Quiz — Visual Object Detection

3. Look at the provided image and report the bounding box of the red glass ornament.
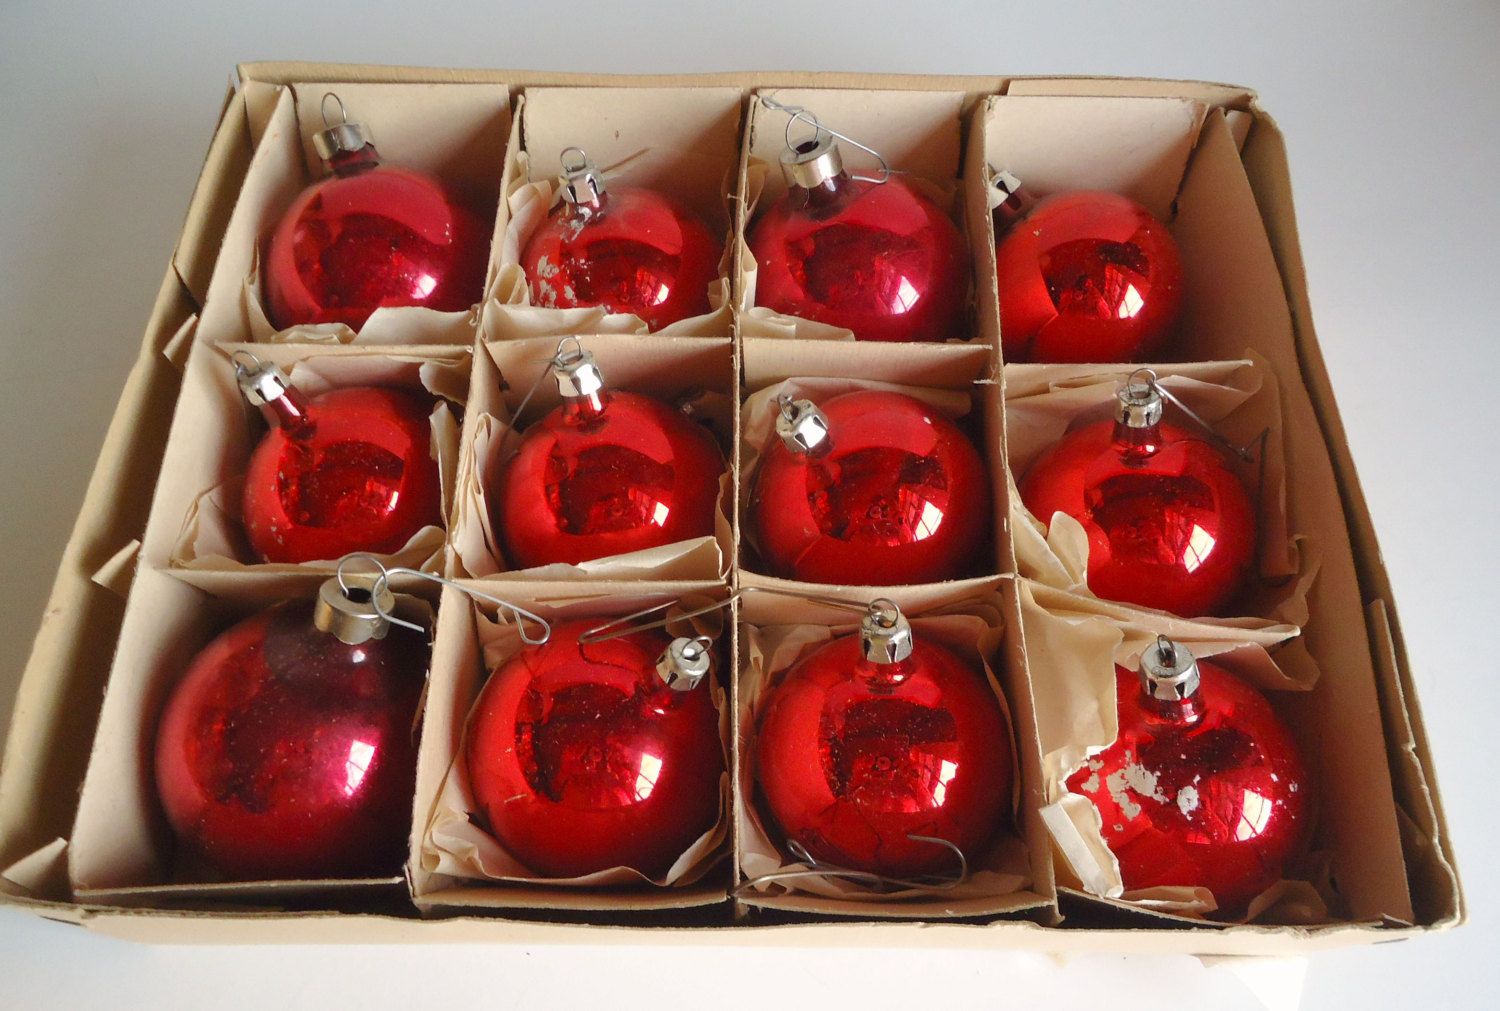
[748,136,967,343]
[1019,390,1256,617]
[154,599,426,880]
[1065,643,1310,915]
[756,608,1012,877]
[522,153,721,330]
[491,348,723,569]
[750,390,990,585]
[264,124,489,331]
[995,190,1183,363]
[465,619,723,877]
[242,382,442,564]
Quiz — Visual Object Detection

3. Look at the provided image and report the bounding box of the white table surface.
[1,2,1495,1007]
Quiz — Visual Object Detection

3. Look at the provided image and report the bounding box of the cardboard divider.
[411,579,733,913]
[733,576,1053,920]
[480,86,743,340]
[737,337,1005,582]
[449,334,736,581]
[140,341,471,593]
[1017,578,1356,927]
[195,82,511,346]
[736,88,987,344]
[68,565,438,907]
[0,67,1460,949]
[1002,358,1317,636]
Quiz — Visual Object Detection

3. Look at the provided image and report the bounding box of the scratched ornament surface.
[1066,663,1311,915]
[521,186,721,331]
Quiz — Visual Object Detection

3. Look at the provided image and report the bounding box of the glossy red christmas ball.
[1019,405,1256,617]
[154,600,426,880]
[1066,645,1310,916]
[749,390,990,585]
[264,143,489,331]
[996,191,1183,363]
[756,617,1012,877]
[522,180,721,331]
[465,620,724,877]
[492,388,723,570]
[243,386,442,564]
[748,137,967,343]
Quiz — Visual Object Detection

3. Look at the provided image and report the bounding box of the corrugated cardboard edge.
[1239,105,1463,929]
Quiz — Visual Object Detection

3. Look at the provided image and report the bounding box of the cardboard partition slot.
[737,338,1005,584]
[139,341,471,591]
[480,86,743,340]
[194,82,511,346]
[1002,359,1316,640]
[737,88,983,344]
[449,334,736,581]
[1016,578,1410,930]
[411,580,733,913]
[734,577,1052,921]
[981,94,1293,366]
[68,566,439,908]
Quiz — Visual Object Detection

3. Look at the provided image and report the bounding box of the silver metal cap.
[313,93,374,161]
[774,396,830,455]
[657,636,712,692]
[314,574,394,646]
[1138,635,1201,702]
[558,147,607,207]
[234,354,293,407]
[989,168,1024,208]
[860,599,914,665]
[781,133,845,190]
[553,342,606,399]
[1116,376,1165,428]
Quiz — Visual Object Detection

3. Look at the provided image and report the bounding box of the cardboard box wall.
[0,65,1461,953]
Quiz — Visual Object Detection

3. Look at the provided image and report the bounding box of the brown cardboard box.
[0,64,1461,954]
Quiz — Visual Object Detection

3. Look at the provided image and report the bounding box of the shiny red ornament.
[749,390,990,585]
[240,365,442,564]
[154,596,426,880]
[465,619,723,877]
[1065,640,1310,916]
[995,189,1183,363]
[491,345,723,569]
[1019,382,1256,617]
[756,605,1012,877]
[522,151,721,330]
[748,134,967,343]
[264,101,489,331]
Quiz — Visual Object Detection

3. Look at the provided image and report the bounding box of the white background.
[1,2,1496,1008]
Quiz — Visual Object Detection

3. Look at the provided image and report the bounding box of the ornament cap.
[558,147,607,208]
[313,93,375,161]
[232,352,293,407]
[781,133,845,190]
[314,574,395,646]
[552,339,606,399]
[657,635,713,692]
[774,394,831,455]
[1116,372,1165,429]
[989,167,1037,229]
[860,599,914,665]
[1138,635,1201,702]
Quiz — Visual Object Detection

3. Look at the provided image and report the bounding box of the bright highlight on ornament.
[748,108,967,343]
[263,93,489,331]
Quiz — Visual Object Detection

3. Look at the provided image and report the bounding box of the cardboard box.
[0,64,1461,955]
